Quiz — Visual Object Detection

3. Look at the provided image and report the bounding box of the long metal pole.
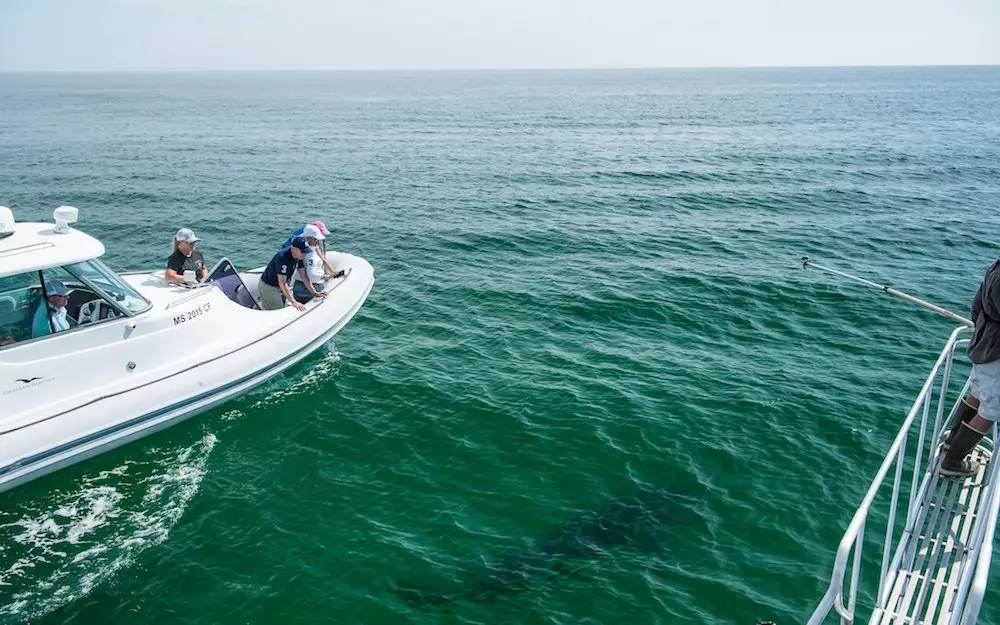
[802,257,974,328]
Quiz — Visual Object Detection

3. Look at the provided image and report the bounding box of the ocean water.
[1,67,1000,624]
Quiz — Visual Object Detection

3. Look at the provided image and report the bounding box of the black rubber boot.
[939,422,987,477]
[941,398,979,451]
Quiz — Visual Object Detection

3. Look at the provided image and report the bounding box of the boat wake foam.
[243,343,342,413]
[0,434,217,622]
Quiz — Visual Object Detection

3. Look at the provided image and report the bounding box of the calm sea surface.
[1,67,1000,624]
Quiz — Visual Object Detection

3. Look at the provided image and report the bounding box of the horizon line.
[1,62,999,74]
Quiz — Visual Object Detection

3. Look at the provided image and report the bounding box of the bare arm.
[320,255,336,276]
[278,275,306,311]
[165,269,185,283]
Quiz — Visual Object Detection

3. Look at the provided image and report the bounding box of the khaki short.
[258,282,285,311]
[971,360,1000,422]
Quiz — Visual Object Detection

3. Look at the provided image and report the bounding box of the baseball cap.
[175,228,200,243]
[302,224,325,240]
[312,220,330,236]
[290,237,313,254]
[45,280,69,297]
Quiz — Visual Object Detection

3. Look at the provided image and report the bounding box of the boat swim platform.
[873,445,993,625]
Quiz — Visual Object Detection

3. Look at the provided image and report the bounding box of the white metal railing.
[807,325,1000,625]
[961,468,1000,625]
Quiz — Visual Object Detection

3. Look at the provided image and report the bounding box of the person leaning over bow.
[280,221,331,253]
[308,220,346,284]
[281,222,337,267]
[165,228,207,284]
[939,258,1000,477]
[258,237,322,312]
[287,224,341,304]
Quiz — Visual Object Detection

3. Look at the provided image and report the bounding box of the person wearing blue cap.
[32,280,73,338]
[258,237,324,311]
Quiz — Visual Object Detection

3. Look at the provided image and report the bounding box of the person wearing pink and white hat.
[280,222,341,304]
[308,221,335,277]
[312,220,330,239]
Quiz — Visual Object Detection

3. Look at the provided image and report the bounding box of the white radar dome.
[53,205,79,234]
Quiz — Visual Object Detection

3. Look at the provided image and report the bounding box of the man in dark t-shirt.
[258,237,318,311]
[166,228,207,283]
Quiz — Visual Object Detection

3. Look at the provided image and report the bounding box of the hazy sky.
[1,0,998,71]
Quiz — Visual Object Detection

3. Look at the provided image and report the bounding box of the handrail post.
[932,345,955,442]
[878,438,906,606]
[846,518,865,623]
[908,393,932,526]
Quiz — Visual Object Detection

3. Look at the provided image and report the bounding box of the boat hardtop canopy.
[0,207,152,349]
[0,207,106,279]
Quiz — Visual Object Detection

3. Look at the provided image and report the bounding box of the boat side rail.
[961,466,1000,625]
[807,325,988,625]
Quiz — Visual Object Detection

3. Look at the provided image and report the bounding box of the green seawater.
[1,67,1000,624]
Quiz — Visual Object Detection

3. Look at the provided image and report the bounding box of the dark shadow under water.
[391,484,694,609]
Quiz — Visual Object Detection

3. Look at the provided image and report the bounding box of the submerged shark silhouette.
[392,485,690,608]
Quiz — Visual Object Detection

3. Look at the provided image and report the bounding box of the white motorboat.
[0,206,374,494]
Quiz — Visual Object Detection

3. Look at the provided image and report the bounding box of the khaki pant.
[258,282,285,310]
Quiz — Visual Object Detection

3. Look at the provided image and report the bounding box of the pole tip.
[802,256,811,268]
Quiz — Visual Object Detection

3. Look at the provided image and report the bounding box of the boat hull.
[0,252,373,494]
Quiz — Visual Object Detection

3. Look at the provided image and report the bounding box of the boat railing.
[807,325,1000,625]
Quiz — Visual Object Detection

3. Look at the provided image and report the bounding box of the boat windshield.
[66,259,150,314]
